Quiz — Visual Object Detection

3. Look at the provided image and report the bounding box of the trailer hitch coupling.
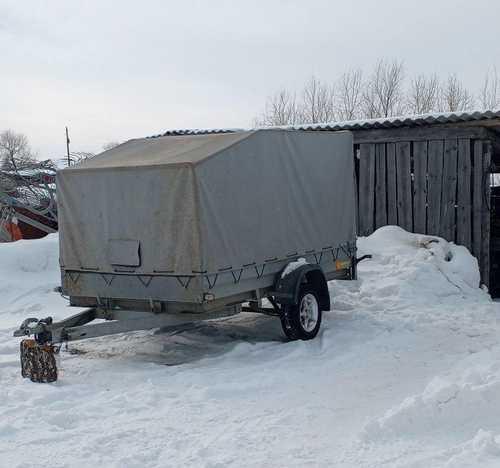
[14,316,54,343]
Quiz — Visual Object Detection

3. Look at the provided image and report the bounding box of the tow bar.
[13,306,241,383]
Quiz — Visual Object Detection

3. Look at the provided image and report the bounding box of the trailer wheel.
[280,286,322,340]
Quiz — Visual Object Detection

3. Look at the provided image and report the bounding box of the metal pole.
[65,127,71,167]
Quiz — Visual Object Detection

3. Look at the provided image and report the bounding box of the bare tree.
[0,130,36,171]
[103,141,121,151]
[253,58,498,127]
[479,67,499,110]
[362,59,406,118]
[407,74,440,114]
[299,76,335,124]
[335,69,363,121]
[254,89,300,126]
[439,74,475,112]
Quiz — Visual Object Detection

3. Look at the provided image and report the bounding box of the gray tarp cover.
[58,130,355,277]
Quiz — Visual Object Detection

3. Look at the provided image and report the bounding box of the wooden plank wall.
[358,144,375,236]
[386,143,398,226]
[356,138,491,286]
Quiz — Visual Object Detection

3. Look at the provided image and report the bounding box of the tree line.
[254,59,500,126]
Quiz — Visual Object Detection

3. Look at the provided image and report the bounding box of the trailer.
[14,129,357,382]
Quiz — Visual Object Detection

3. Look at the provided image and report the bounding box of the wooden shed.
[159,110,500,294]
[291,111,500,294]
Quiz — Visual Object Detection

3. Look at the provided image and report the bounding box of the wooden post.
[456,139,472,251]
[386,143,398,225]
[481,140,492,287]
[396,141,412,232]
[66,126,71,167]
[358,143,376,236]
[472,140,483,262]
[375,143,387,229]
[427,140,444,236]
[413,141,428,234]
[440,139,458,241]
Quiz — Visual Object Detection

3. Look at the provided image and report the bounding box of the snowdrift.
[0,234,73,329]
[358,225,485,300]
[330,227,490,330]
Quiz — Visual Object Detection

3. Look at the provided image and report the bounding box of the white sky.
[2,0,500,159]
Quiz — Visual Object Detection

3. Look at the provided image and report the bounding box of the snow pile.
[361,355,500,468]
[363,359,500,441]
[358,225,485,299]
[0,234,72,329]
[0,233,59,278]
[1,227,499,468]
[332,227,490,330]
[443,429,500,468]
[360,226,481,289]
[280,257,307,278]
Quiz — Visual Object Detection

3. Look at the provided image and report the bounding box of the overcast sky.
[2,0,500,159]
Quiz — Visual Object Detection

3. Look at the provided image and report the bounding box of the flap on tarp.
[107,239,141,267]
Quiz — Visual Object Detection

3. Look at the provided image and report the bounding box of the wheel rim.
[299,293,319,332]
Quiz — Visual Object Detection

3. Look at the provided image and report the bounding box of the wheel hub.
[299,293,319,332]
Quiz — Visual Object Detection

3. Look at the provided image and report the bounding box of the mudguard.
[271,263,330,311]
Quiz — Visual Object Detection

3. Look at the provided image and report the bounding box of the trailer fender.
[272,263,330,311]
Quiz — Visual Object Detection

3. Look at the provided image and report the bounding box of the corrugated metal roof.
[290,110,500,131]
[150,110,500,138]
[148,127,244,138]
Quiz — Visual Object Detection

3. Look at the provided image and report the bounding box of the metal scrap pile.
[0,161,58,242]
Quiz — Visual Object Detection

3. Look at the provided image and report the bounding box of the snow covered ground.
[1,227,500,467]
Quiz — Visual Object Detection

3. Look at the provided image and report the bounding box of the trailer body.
[57,129,356,313]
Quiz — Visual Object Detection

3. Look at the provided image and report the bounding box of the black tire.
[280,285,322,341]
[350,256,357,280]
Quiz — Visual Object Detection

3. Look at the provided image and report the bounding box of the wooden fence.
[356,137,492,285]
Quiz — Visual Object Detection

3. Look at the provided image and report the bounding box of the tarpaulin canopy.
[58,129,355,304]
